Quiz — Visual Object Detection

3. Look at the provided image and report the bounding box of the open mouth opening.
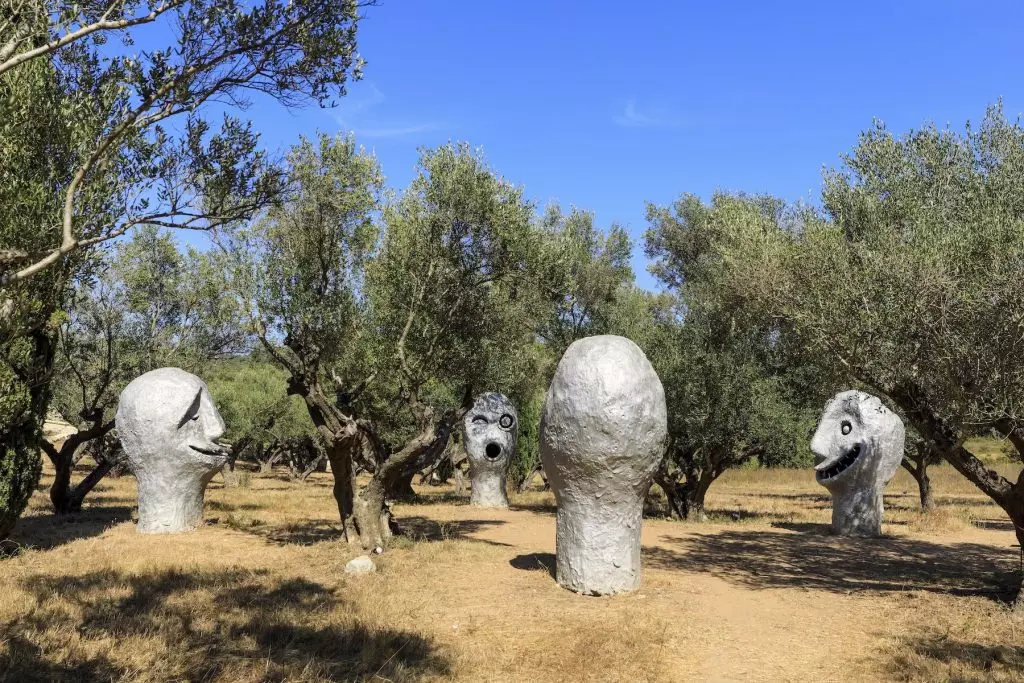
[484,443,501,460]
[816,443,861,482]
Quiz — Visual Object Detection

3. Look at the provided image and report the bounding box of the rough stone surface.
[811,390,905,537]
[116,367,228,534]
[345,555,376,573]
[540,335,668,595]
[463,393,518,508]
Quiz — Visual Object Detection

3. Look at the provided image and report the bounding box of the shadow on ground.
[644,528,1019,601]
[397,516,511,546]
[0,567,448,682]
[3,506,135,554]
[509,552,556,578]
[225,517,346,546]
[885,635,1024,682]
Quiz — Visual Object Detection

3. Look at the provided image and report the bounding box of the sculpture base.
[830,488,884,537]
[554,496,643,595]
[469,471,509,508]
[135,475,212,534]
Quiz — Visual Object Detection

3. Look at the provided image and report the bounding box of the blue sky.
[215,1,1024,290]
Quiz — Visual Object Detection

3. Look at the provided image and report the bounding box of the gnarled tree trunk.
[891,383,1024,607]
[901,458,935,511]
[41,418,115,514]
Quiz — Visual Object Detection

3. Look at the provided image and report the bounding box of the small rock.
[345,556,376,574]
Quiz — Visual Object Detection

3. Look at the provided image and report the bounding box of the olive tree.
[0,0,368,536]
[718,106,1024,600]
[902,429,942,511]
[643,194,821,520]
[507,207,634,490]
[533,205,633,359]
[46,227,249,512]
[237,137,539,549]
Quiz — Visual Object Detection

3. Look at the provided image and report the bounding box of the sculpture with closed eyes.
[811,389,905,536]
[116,367,229,534]
[462,393,518,508]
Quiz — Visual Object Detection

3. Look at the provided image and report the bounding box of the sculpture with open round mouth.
[811,389,905,536]
[462,393,518,508]
[116,367,229,534]
[540,335,667,596]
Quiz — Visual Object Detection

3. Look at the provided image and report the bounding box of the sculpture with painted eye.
[116,367,229,534]
[462,393,518,508]
[811,390,905,536]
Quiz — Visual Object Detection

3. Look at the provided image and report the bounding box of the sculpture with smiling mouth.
[462,393,518,508]
[116,367,229,534]
[811,390,905,537]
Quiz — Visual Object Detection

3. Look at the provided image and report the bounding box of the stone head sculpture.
[540,335,668,595]
[116,367,228,534]
[463,392,518,508]
[811,389,905,537]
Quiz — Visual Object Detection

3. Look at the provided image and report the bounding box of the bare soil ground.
[1,458,1022,682]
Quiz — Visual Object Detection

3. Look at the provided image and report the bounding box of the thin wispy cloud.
[613,99,688,129]
[334,82,444,139]
[357,123,444,139]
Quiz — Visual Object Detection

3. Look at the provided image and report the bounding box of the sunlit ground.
[1,447,1021,682]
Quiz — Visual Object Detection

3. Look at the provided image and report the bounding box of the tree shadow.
[509,501,557,514]
[396,516,511,546]
[509,552,556,578]
[730,491,831,503]
[1,567,448,682]
[2,506,135,554]
[643,528,1018,601]
[935,495,1004,509]
[227,518,345,546]
[885,636,1024,681]
[973,518,1017,532]
[395,491,469,507]
[205,501,265,512]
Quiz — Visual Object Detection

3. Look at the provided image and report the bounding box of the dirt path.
[4,467,1021,682]
[404,502,1018,682]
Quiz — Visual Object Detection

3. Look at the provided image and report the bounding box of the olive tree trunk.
[40,418,116,514]
[901,458,935,511]
[891,383,1024,607]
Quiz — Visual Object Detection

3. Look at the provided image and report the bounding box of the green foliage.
[350,141,541,446]
[0,57,107,533]
[245,132,383,369]
[365,143,538,392]
[644,194,823,483]
[1,0,367,283]
[715,106,1024,449]
[51,227,249,432]
[508,388,545,489]
[205,358,314,455]
[532,205,634,359]
[1,0,368,532]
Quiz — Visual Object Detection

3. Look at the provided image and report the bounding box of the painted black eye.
[841,420,852,436]
[499,414,514,429]
[472,415,488,424]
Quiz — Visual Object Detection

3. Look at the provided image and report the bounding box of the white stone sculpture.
[811,389,905,537]
[463,393,518,508]
[116,367,229,534]
[540,335,668,595]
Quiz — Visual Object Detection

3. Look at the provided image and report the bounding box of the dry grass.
[0,455,1021,682]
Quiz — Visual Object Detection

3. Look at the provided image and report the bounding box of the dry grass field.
[1,447,1023,682]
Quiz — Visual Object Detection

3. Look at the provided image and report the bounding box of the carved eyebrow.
[176,389,203,429]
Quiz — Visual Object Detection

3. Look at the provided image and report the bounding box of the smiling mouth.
[816,443,862,482]
[189,443,228,459]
